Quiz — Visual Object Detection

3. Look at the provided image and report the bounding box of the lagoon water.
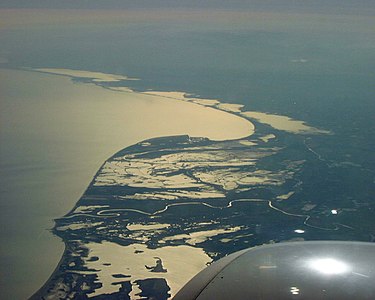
[0,69,253,299]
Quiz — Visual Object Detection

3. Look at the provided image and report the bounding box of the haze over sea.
[0,1,374,299]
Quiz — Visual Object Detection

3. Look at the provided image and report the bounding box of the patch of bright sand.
[276,191,295,200]
[126,223,170,231]
[259,134,276,143]
[217,103,244,113]
[162,227,241,246]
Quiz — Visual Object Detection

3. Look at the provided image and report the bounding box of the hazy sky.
[0,0,374,15]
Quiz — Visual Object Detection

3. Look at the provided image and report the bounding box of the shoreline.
[23,70,332,299]
[1,67,255,299]
[22,68,256,298]
[14,68,328,298]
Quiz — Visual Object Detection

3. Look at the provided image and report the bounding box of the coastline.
[1,68,255,299]
[21,68,333,298]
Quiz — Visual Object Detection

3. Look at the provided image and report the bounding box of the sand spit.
[31,68,255,141]
[33,68,330,137]
[34,68,138,82]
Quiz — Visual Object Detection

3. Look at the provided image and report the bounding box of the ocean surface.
[0,7,374,299]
